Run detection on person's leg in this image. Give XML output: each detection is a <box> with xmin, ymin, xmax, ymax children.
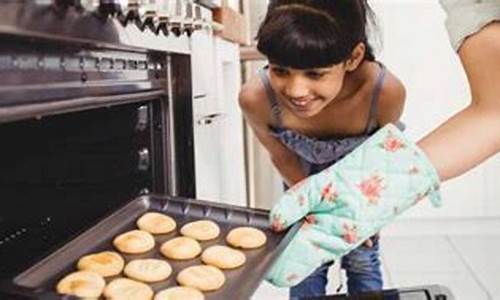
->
<box><xmin>289</xmin><ymin>262</ymin><xmax>333</xmax><ymax>300</ymax></box>
<box><xmin>341</xmin><ymin>236</ymin><xmax>383</xmax><ymax>295</ymax></box>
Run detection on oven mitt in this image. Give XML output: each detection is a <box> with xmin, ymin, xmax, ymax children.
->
<box><xmin>266</xmin><ymin>123</ymin><xmax>441</xmax><ymax>287</ymax></box>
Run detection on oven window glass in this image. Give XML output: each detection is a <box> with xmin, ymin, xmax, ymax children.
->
<box><xmin>0</xmin><ymin>101</ymin><xmax>158</xmax><ymax>279</ymax></box>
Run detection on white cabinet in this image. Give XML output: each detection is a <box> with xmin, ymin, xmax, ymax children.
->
<box><xmin>191</xmin><ymin>23</ymin><xmax>247</xmax><ymax>206</ymax></box>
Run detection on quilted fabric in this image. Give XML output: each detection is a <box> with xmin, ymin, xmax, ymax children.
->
<box><xmin>266</xmin><ymin>124</ymin><xmax>442</xmax><ymax>287</ymax></box>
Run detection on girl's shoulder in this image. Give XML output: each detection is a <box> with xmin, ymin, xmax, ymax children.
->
<box><xmin>374</xmin><ymin>64</ymin><xmax>406</xmax><ymax>125</ymax></box>
<box><xmin>239</xmin><ymin>74</ymin><xmax>275</xmax><ymax>127</ymax></box>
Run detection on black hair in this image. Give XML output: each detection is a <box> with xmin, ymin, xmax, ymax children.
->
<box><xmin>256</xmin><ymin>0</ymin><xmax>377</xmax><ymax>69</ymax></box>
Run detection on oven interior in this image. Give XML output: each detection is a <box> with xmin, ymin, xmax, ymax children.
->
<box><xmin>0</xmin><ymin>99</ymin><xmax>166</xmax><ymax>279</ymax></box>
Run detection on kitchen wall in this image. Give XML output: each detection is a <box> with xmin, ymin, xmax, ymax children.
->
<box><xmin>244</xmin><ymin>0</ymin><xmax>500</xmax><ymax>219</ymax></box>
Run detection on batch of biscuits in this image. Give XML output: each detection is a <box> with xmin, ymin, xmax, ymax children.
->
<box><xmin>56</xmin><ymin>212</ymin><xmax>268</xmax><ymax>300</ymax></box>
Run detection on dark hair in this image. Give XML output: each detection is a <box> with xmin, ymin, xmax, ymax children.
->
<box><xmin>256</xmin><ymin>0</ymin><xmax>377</xmax><ymax>69</ymax></box>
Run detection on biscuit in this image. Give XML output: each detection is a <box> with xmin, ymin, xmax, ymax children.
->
<box><xmin>160</xmin><ymin>236</ymin><xmax>202</xmax><ymax>260</ymax></box>
<box><xmin>137</xmin><ymin>212</ymin><xmax>176</xmax><ymax>235</ymax></box>
<box><xmin>176</xmin><ymin>265</ymin><xmax>225</xmax><ymax>292</ymax></box>
<box><xmin>124</xmin><ymin>258</ymin><xmax>172</xmax><ymax>283</ymax></box>
<box><xmin>56</xmin><ymin>270</ymin><xmax>105</xmax><ymax>298</ymax></box>
<box><xmin>104</xmin><ymin>278</ymin><xmax>154</xmax><ymax>300</ymax></box>
<box><xmin>180</xmin><ymin>220</ymin><xmax>220</xmax><ymax>241</ymax></box>
<box><xmin>77</xmin><ymin>251</ymin><xmax>124</xmax><ymax>277</ymax></box>
<box><xmin>113</xmin><ymin>230</ymin><xmax>155</xmax><ymax>254</ymax></box>
<box><xmin>226</xmin><ymin>227</ymin><xmax>267</xmax><ymax>249</ymax></box>
<box><xmin>154</xmin><ymin>286</ymin><xmax>204</xmax><ymax>300</ymax></box>
<box><xmin>201</xmin><ymin>245</ymin><xmax>246</xmax><ymax>269</ymax></box>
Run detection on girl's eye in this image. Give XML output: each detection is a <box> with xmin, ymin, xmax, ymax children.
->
<box><xmin>271</xmin><ymin>67</ymin><xmax>288</xmax><ymax>77</ymax></box>
<box><xmin>305</xmin><ymin>72</ymin><xmax>324</xmax><ymax>80</ymax></box>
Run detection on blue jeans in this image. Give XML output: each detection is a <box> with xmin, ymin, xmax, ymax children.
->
<box><xmin>289</xmin><ymin>236</ymin><xmax>382</xmax><ymax>299</ymax></box>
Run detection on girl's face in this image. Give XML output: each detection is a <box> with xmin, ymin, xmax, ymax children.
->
<box><xmin>268</xmin><ymin>63</ymin><xmax>347</xmax><ymax>118</ymax></box>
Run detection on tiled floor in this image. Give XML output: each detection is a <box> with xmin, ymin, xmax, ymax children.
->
<box><xmin>252</xmin><ymin>218</ymin><xmax>500</xmax><ymax>300</ymax></box>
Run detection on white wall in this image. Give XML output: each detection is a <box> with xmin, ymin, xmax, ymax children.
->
<box><xmin>372</xmin><ymin>0</ymin><xmax>500</xmax><ymax>219</ymax></box>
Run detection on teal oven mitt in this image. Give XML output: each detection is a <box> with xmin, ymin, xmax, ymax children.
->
<box><xmin>266</xmin><ymin>124</ymin><xmax>442</xmax><ymax>287</ymax></box>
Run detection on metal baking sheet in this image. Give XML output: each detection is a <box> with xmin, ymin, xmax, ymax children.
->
<box><xmin>1</xmin><ymin>195</ymin><xmax>300</xmax><ymax>300</ymax></box>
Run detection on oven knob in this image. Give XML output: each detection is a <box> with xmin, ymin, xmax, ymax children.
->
<box><xmin>137</xmin><ymin>0</ymin><xmax>158</xmax><ymax>32</ymax></box>
<box><xmin>155</xmin><ymin>1</ymin><xmax>170</xmax><ymax>36</ymax></box>
<box><xmin>169</xmin><ymin>0</ymin><xmax>184</xmax><ymax>37</ymax></box>
<box><xmin>98</xmin><ymin>0</ymin><xmax>124</xmax><ymax>17</ymax></box>
<box><xmin>119</xmin><ymin>0</ymin><xmax>140</xmax><ymax>26</ymax></box>
<box><xmin>183</xmin><ymin>1</ymin><xmax>194</xmax><ymax>36</ymax></box>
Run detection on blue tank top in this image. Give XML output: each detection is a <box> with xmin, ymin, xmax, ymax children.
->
<box><xmin>258</xmin><ymin>64</ymin><xmax>405</xmax><ymax>176</ymax></box>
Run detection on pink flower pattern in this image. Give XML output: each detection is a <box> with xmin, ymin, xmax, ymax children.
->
<box><xmin>320</xmin><ymin>182</ymin><xmax>338</xmax><ymax>203</ymax></box>
<box><xmin>301</xmin><ymin>214</ymin><xmax>317</xmax><ymax>230</ymax></box>
<box><xmin>343</xmin><ymin>224</ymin><xmax>358</xmax><ymax>244</ymax></box>
<box><xmin>357</xmin><ymin>174</ymin><xmax>385</xmax><ymax>204</ymax></box>
<box><xmin>297</xmin><ymin>195</ymin><xmax>306</xmax><ymax>206</ymax></box>
<box><xmin>287</xmin><ymin>274</ymin><xmax>299</xmax><ymax>283</ymax></box>
<box><xmin>271</xmin><ymin>214</ymin><xmax>286</xmax><ymax>232</ymax></box>
<box><xmin>380</xmin><ymin>132</ymin><xmax>406</xmax><ymax>152</ymax></box>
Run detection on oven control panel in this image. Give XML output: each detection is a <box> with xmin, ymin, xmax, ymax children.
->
<box><xmin>0</xmin><ymin>1</ymin><xmax>212</xmax><ymax>53</ymax></box>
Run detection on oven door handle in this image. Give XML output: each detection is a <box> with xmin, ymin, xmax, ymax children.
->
<box><xmin>196</xmin><ymin>112</ymin><xmax>227</xmax><ymax>125</ymax></box>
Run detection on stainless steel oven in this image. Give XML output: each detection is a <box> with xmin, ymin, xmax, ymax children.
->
<box><xmin>0</xmin><ymin>2</ymin><xmax>300</xmax><ymax>299</ymax></box>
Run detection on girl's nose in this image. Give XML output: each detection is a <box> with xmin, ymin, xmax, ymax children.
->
<box><xmin>284</xmin><ymin>77</ymin><xmax>309</xmax><ymax>99</ymax></box>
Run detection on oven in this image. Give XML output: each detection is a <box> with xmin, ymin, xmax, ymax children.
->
<box><xmin>0</xmin><ymin>2</ymin><xmax>299</xmax><ymax>299</ymax></box>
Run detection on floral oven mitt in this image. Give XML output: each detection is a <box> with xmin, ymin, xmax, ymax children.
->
<box><xmin>266</xmin><ymin>124</ymin><xmax>442</xmax><ymax>287</ymax></box>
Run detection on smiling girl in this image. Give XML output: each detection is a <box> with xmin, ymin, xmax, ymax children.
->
<box><xmin>239</xmin><ymin>0</ymin><xmax>406</xmax><ymax>297</ymax></box>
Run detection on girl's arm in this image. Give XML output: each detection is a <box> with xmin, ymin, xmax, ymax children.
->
<box><xmin>418</xmin><ymin>23</ymin><xmax>500</xmax><ymax>181</ymax></box>
<box><xmin>239</xmin><ymin>80</ymin><xmax>307</xmax><ymax>187</ymax></box>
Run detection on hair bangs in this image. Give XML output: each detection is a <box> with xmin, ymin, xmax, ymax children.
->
<box><xmin>256</xmin><ymin>6</ymin><xmax>354</xmax><ymax>69</ymax></box>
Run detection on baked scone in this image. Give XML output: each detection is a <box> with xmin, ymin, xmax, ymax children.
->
<box><xmin>154</xmin><ymin>286</ymin><xmax>204</xmax><ymax>300</ymax></box>
<box><xmin>77</xmin><ymin>251</ymin><xmax>124</xmax><ymax>277</ymax></box>
<box><xmin>201</xmin><ymin>245</ymin><xmax>246</xmax><ymax>269</ymax></box>
<box><xmin>104</xmin><ymin>278</ymin><xmax>154</xmax><ymax>300</ymax></box>
<box><xmin>56</xmin><ymin>270</ymin><xmax>105</xmax><ymax>298</ymax></box>
<box><xmin>124</xmin><ymin>258</ymin><xmax>172</xmax><ymax>283</ymax></box>
<box><xmin>113</xmin><ymin>230</ymin><xmax>155</xmax><ymax>254</ymax></box>
<box><xmin>160</xmin><ymin>236</ymin><xmax>202</xmax><ymax>260</ymax></box>
<box><xmin>226</xmin><ymin>227</ymin><xmax>267</xmax><ymax>249</ymax></box>
<box><xmin>176</xmin><ymin>265</ymin><xmax>225</xmax><ymax>292</ymax></box>
<box><xmin>180</xmin><ymin>220</ymin><xmax>220</xmax><ymax>241</ymax></box>
<box><xmin>137</xmin><ymin>212</ymin><xmax>177</xmax><ymax>235</ymax></box>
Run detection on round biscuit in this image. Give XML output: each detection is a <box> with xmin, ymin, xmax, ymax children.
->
<box><xmin>137</xmin><ymin>212</ymin><xmax>176</xmax><ymax>235</ymax></box>
<box><xmin>176</xmin><ymin>265</ymin><xmax>225</xmax><ymax>292</ymax></box>
<box><xmin>113</xmin><ymin>230</ymin><xmax>155</xmax><ymax>254</ymax></box>
<box><xmin>124</xmin><ymin>258</ymin><xmax>172</xmax><ymax>282</ymax></box>
<box><xmin>201</xmin><ymin>245</ymin><xmax>246</xmax><ymax>269</ymax></box>
<box><xmin>226</xmin><ymin>227</ymin><xmax>267</xmax><ymax>249</ymax></box>
<box><xmin>154</xmin><ymin>286</ymin><xmax>204</xmax><ymax>300</ymax></box>
<box><xmin>77</xmin><ymin>251</ymin><xmax>124</xmax><ymax>277</ymax></box>
<box><xmin>180</xmin><ymin>220</ymin><xmax>220</xmax><ymax>241</ymax></box>
<box><xmin>56</xmin><ymin>270</ymin><xmax>105</xmax><ymax>298</ymax></box>
<box><xmin>104</xmin><ymin>278</ymin><xmax>154</xmax><ymax>300</ymax></box>
<box><xmin>160</xmin><ymin>237</ymin><xmax>202</xmax><ymax>260</ymax></box>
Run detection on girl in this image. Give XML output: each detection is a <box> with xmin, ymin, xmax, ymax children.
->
<box><xmin>239</xmin><ymin>0</ymin><xmax>405</xmax><ymax>297</ymax></box>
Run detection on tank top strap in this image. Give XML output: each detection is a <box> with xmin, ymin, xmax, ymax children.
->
<box><xmin>258</xmin><ymin>67</ymin><xmax>282</xmax><ymax>126</ymax></box>
<box><xmin>365</xmin><ymin>62</ymin><xmax>387</xmax><ymax>134</ymax></box>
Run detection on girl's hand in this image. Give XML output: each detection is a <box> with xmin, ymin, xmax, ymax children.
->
<box><xmin>266</xmin><ymin>124</ymin><xmax>441</xmax><ymax>287</ymax></box>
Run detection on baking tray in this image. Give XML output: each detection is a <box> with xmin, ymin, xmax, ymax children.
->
<box><xmin>0</xmin><ymin>194</ymin><xmax>301</xmax><ymax>300</ymax></box>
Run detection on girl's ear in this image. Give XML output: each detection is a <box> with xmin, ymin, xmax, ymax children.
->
<box><xmin>344</xmin><ymin>43</ymin><xmax>366</xmax><ymax>72</ymax></box>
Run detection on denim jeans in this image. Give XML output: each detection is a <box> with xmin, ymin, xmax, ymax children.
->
<box><xmin>289</xmin><ymin>236</ymin><xmax>382</xmax><ymax>299</ymax></box>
